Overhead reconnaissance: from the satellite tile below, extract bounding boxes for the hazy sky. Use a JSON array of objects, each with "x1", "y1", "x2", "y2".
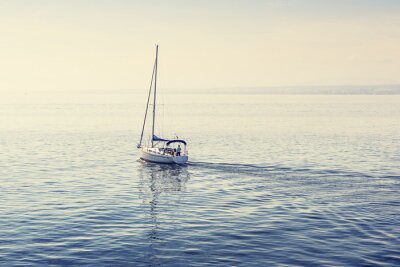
[{"x1": 1, "y1": 0, "x2": 399, "y2": 93}]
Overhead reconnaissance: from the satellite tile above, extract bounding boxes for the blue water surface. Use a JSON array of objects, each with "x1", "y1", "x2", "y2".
[{"x1": 1, "y1": 94, "x2": 399, "y2": 266}]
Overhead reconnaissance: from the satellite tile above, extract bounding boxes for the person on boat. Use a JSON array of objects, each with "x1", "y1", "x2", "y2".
[{"x1": 176, "y1": 145, "x2": 181, "y2": 156}]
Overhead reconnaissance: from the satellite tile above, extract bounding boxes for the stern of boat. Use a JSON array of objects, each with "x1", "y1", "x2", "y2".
[{"x1": 172, "y1": 155, "x2": 189, "y2": 164}]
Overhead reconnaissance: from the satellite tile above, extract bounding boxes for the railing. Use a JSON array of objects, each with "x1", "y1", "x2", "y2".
[{"x1": 146, "y1": 147, "x2": 188, "y2": 157}]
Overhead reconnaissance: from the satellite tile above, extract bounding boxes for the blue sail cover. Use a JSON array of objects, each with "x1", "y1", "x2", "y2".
[{"x1": 152, "y1": 135, "x2": 170, "y2": 142}]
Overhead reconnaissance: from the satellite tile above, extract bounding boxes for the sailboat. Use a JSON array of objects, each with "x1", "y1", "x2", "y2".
[{"x1": 137, "y1": 45, "x2": 189, "y2": 164}]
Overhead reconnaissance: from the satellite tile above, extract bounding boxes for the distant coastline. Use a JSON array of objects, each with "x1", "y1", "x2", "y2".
[
  {"x1": 18, "y1": 84, "x2": 400, "y2": 96},
  {"x1": 177, "y1": 85, "x2": 400, "y2": 95}
]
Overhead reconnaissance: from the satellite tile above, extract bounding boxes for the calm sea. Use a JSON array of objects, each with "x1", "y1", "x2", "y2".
[{"x1": 1, "y1": 93, "x2": 399, "y2": 266}]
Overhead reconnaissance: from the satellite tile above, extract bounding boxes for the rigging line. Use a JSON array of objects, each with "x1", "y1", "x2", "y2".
[
  {"x1": 161, "y1": 73, "x2": 165, "y2": 138},
  {"x1": 151, "y1": 45, "x2": 159, "y2": 147},
  {"x1": 162, "y1": 100, "x2": 165, "y2": 138},
  {"x1": 138, "y1": 58, "x2": 157, "y2": 148}
]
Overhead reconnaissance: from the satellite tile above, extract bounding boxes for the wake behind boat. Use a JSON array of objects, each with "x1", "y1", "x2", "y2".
[{"x1": 137, "y1": 45, "x2": 189, "y2": 164}]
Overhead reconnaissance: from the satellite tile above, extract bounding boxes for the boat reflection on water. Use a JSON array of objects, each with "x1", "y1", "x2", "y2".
[
  {"x1": 137, "y1": 160, "x2": 190, "y2": 264},
  {"x1": 138, "y1": 160, "x2": 190, "y2": 201}
]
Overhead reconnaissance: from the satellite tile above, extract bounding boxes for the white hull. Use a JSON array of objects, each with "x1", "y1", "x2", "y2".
[{"x1": 140, "y1": 148, "x2": 188, "y2": 164}]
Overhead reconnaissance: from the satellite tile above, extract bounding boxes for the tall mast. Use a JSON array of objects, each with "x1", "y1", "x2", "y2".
[{"x1": 151, "y1": 45, "x2": 159, "y2": 147}]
